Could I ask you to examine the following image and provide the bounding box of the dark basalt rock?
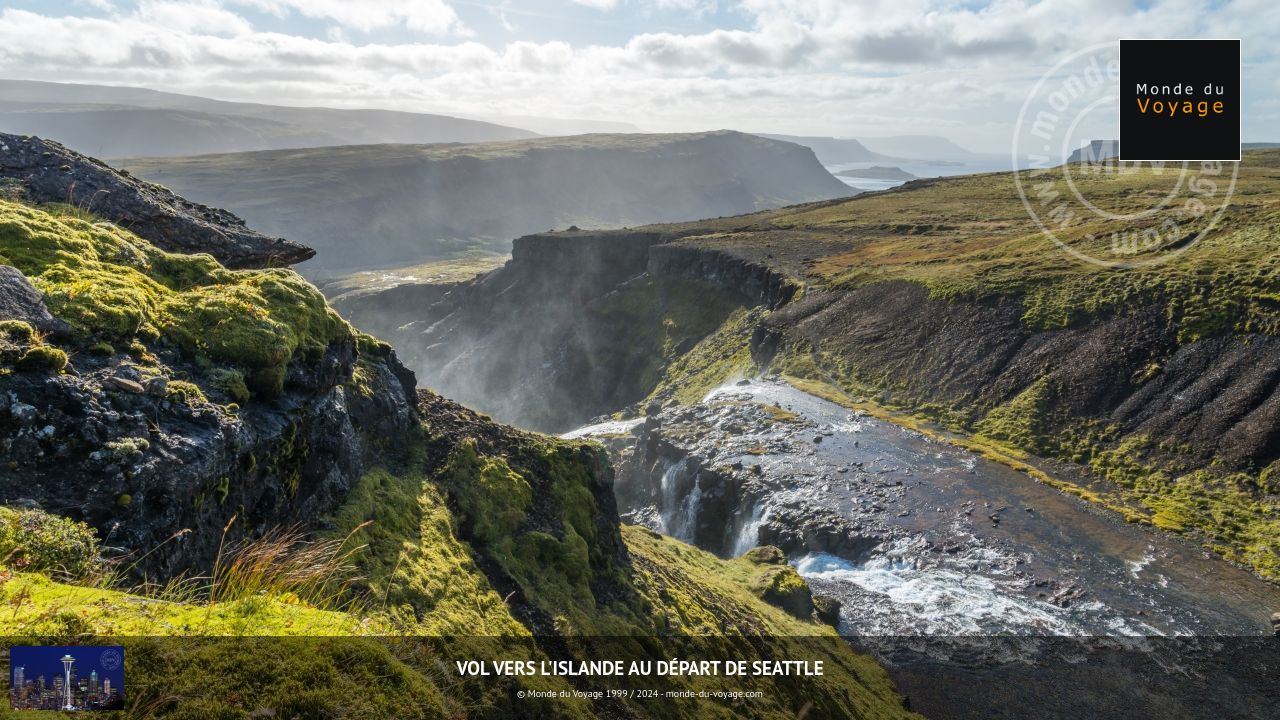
[0,133,313,269]
[0,335,419,579]
[0,265,70,338]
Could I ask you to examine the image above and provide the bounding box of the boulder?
[0,265,70,337]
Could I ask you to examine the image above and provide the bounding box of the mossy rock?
[207,367,250,404]
[0,199,355,400]
[166,379,208,405]
[751,565,814,619]
[14,345,67,373]
[742,545,786,565]
[0,318,35,344]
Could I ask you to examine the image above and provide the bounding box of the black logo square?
[1120,39,1240,161]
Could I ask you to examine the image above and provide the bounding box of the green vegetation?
[165,379,208,405]
[327,465,530,637]
[0,199,357,398]
[729,156,1280,341]
[646,308,758,406]
[0,507,101,581]
[0,191,919,717]
[588,277,746,397]
[0,318,36,344]
[14,345,67,373]
[0,444,917,718]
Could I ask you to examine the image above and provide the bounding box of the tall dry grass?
[208,516,372,611]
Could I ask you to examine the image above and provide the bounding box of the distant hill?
[471,115,644,135]
[1068,140,1119,163]
[857,135,977,161]
[119,130,855,275]
[837,166,916,181]
[0,79,537,156]
[757,134,888,164]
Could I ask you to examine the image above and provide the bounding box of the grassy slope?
[0,200,916,719]
[650,151,1280,580]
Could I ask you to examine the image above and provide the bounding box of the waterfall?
[732,504,768,557]
[676,477,702,543]
[658,458,689,535]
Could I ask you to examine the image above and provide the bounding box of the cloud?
[137,1,253,36]
[229,0,467,35]
[0,1,1274,151]
[569,0,620,9]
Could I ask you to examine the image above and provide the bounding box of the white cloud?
[229,0,467,35]
[137,0,253,36]
[569,0,620,10]
[0,1,1274,151]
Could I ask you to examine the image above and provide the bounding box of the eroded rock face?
[0,133,313,268]
[768,281,1280,477]
[0,331,419,578]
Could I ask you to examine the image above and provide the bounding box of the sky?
[0,0,1275,153]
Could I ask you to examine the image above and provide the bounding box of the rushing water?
[576,378,1280,637]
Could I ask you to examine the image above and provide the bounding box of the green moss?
[13,345,67,373]
[327,467,529,636]
[207,367,250,404]
[975,377,1057,455]
[446,439,532,544]
[88,341,115,356]
[750,564,814,619]
[0,199,356,399]
[104,436,150,459]
[0,507,100,580]
[0,573,382,636]
[647,308,758,406]
[166,379,208,405]
[0,319,35,344]
[356,331,393,358]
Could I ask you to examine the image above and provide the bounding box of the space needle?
[60,654,75,710]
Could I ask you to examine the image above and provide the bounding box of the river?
[567,377,1280,718]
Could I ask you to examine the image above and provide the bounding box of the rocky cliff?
[0,193,415,578]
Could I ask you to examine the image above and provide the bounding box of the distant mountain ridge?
[758,134,889,164]
[119,130,855,275]
[858,135,978,160]
[0,79,537,157]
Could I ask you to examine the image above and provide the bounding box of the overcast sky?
[0,0,1275,153]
